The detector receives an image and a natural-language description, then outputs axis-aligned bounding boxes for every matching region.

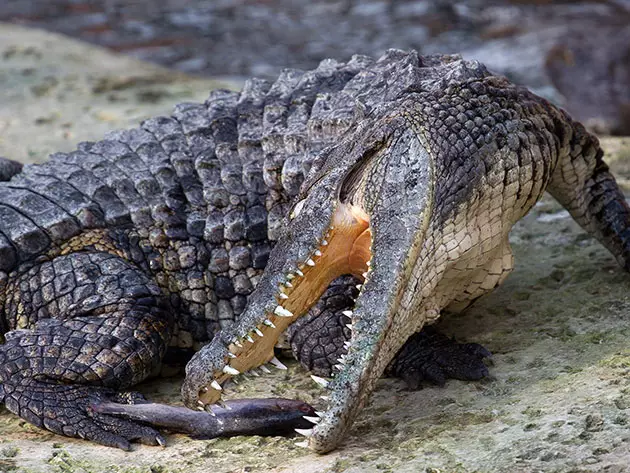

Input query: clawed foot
[3,379,165,450]
[387,327,492,390]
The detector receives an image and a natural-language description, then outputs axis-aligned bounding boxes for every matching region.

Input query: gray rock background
[2,20,630,473]
[2,0,630,134]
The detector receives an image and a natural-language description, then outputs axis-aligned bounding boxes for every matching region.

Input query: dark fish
[92,397,316,440]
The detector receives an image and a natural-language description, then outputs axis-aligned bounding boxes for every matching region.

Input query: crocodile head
[182,101,434,452]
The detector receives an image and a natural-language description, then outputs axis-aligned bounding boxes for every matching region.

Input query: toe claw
[466,343,492,359]
[390,328,493,389]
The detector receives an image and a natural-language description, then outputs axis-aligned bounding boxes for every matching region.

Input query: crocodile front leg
[0,251,172,449]
[385,327,491,389]
[288,275,491,387]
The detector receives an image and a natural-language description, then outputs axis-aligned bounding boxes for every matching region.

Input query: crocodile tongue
[196,203,371,405]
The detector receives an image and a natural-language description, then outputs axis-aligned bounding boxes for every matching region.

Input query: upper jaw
[181,112,382,406]
[181,191,371,407]
[181,194,387,452]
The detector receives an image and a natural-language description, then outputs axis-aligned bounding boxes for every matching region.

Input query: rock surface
[2,23,630,473]
[2,0,630,134]
[0,23,236,164]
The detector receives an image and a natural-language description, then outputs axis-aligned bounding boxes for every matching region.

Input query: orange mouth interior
[198,203,371,405]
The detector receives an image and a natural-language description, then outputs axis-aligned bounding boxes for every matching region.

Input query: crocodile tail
[548,112,630,270]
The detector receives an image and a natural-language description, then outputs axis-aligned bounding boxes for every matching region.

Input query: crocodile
[0,49,625,453]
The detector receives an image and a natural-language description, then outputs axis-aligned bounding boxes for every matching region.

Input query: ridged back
[0,50,482,276]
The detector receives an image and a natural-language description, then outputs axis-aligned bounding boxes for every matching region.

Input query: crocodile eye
[290,199,306,220]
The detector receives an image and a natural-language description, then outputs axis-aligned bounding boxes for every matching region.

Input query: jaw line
[184,202,373,410]
[304,231,414,453]
[305,277,391,453]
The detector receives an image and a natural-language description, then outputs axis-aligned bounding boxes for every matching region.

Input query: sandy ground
[2,23,630,473]
[0,23,237,165]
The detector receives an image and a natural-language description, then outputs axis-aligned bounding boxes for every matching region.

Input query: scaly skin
[1,50,624,453]
[181,50,630,452]
[0,50,488,449]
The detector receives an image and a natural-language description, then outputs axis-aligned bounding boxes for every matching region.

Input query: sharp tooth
[200,386,208,393]
[264,319,276,328]
[260,365,271,374]
[311,375,329,388]
[346,323,353,330]
[287,273,295,280]
[235,340,243,348]
[344,341,351,349]
[285,281,293,288]
[254,328,264,337]
[270,356,288,370]
[342,310,353,317]
[197,400,205,408]
[335,364,343,371]
[295,440,309,448]
[356,284,362,290]
[303,416,320,424]
[362,272,369,278]
[279,293,289,300]
[296,269,304,277]
[250,369,260,377]
[306,259,315,267]
[204,405,216,416]
[295,428,313,437]
[274,306,294,318]
[315,411,325,417]
[232,376,240,385]
[320,396,330,401]
[321,240,328,246]
[211,380,222,391]
[223,365,240,375]
[227,352,237,358]
[216,399,231,410]
[314,249,322,257]
[246,335,255,343]
[366,261,371,266]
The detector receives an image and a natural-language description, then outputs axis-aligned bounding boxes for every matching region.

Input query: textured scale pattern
[0,56,374,345]
[178,50,630,453]
[1,49,627,451]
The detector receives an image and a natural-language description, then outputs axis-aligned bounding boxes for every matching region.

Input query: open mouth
[184,122,432,452]
[195,202,372,408]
